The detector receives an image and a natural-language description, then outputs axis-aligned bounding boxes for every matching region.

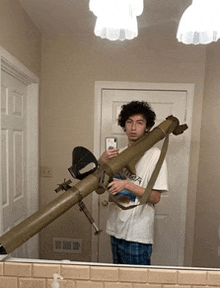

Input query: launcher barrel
[0,116,187,254]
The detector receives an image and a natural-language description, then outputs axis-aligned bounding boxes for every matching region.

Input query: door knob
[102,200,108,207]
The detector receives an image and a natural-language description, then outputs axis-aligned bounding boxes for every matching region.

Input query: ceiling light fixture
[176,0,220,45]
[89,0,144,41]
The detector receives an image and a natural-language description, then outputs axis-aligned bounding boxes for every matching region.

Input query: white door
[94,83,193,266]
[0,48,39,259]
[1,70,29,257]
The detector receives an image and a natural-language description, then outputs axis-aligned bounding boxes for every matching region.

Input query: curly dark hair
[118,101,156,129]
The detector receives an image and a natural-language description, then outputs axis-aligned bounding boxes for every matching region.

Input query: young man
[99,101,168,265]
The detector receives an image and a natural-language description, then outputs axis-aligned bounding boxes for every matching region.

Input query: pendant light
[177,0,220,45]
[89,0,144,41]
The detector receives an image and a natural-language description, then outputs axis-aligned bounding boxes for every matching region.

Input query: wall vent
[53,238,82,253]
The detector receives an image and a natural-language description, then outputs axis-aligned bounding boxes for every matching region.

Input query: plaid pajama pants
[110,236,152,265]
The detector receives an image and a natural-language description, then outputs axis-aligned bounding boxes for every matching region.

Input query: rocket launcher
[0,115,188,255]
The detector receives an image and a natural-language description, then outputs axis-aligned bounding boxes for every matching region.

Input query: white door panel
[97,85,193,266]
[1,70,28,257]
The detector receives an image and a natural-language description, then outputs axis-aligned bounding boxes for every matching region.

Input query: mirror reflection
[1,0,220,269]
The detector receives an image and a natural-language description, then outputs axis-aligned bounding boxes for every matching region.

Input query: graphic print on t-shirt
[112,173,136,203]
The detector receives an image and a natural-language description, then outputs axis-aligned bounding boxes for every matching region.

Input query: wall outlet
[41,166,53,178]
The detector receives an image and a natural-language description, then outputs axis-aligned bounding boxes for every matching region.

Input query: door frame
[92,81,195,264]
[0,46,39,258]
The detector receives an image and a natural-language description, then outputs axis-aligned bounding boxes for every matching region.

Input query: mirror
[1,0,220,270]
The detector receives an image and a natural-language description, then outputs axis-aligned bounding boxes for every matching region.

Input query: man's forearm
[124,182,161,204]
[124,181,145,198]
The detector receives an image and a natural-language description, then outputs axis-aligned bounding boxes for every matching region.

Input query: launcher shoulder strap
[110,135,169,210]
[140,135,169,204]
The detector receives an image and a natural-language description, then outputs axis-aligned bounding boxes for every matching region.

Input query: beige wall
[193,42,220,268]
[0,0,41,77]
[39,33,207,263]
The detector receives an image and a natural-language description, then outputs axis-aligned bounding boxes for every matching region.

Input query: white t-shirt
[106,146,168,244]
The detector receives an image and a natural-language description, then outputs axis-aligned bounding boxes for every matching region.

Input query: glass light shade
[89,0,143,41]
[95,16,138,41]
[177,0,220,45]
[128,0,144,16]
[89,0,106,17]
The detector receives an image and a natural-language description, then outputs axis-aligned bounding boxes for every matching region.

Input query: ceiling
[18,0,192,38]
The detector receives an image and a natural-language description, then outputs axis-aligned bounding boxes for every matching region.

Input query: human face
[125,114,148,145]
